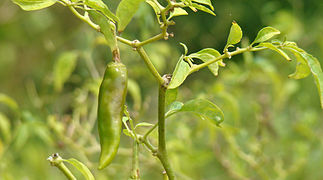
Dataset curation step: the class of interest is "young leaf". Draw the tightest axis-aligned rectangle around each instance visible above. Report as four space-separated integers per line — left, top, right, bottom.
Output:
63 158 95 180
165 101 184 118
190 3 215 16
0 93 19 111
192 0 214 10
284 45 323 108
168 56 191 89
53 51 78 92
88 11 118 51
257 42 291 61
298 52 323 109
189 48 221 76
116 0 145 33
146 0 161 24
288 52 310 79
224 21 242 50
168 7 188 20
11 0 56 11
166 99 224 126
251 27 280 45
85 0 119 23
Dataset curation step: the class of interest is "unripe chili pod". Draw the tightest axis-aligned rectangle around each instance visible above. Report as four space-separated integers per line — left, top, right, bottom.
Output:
98 62 127 170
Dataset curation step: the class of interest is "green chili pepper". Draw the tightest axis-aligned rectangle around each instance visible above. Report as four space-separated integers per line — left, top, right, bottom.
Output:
98 62 127 170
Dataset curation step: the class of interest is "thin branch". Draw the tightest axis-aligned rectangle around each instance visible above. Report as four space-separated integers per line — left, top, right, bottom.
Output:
136 47 164 84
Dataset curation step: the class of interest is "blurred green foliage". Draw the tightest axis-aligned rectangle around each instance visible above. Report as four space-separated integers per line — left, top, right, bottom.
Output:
0 0 323 179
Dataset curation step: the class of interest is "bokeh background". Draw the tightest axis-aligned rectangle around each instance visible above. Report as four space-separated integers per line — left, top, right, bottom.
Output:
1 0 323 179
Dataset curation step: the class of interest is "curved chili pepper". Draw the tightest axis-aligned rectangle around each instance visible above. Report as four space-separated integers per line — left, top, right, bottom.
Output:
98 62 127 170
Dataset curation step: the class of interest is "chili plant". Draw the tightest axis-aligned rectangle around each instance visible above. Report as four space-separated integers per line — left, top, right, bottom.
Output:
8 0 323 179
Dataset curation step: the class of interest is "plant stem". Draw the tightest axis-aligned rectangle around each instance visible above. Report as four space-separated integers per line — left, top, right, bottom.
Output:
136 47 164 84
48 153 76 180
190 47 267 73
143 123 158 139
65 4 100 31
157 85 175 180
130 140 140 180
136 33 164 47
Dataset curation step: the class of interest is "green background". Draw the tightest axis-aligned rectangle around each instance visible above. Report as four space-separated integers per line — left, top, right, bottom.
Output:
0 0 323 179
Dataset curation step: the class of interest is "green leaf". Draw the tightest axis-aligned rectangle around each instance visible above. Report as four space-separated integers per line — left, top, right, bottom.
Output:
166 99 224 126
0 93 18 111
225 21 242 50
298 53 323 109
63 158 95 180
165 101 184 118
128 79 142 111
88 11 117 51
0 113 11 143
251 27 280 45
192 0 214 10
189 48 222 76
85 0 119 23
135 122 154 129
165 88 178 107
288 52 311 79
283 44 323 108
190 3 215 16
146 0 161 24
116 0 145 33
257 42 291 61
11 0 56 11
168 7 188 20
168 56 191 89
53 51 78 92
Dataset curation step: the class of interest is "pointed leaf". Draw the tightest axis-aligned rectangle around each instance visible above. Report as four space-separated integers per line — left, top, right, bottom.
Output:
299 53 323 109
190 3 215 16
63 158 95 180
53 51 78 92
116 0 145 33
88 11 117 51
225 21 242 49
189 48 221 76
166 99 224 126
251 27 280 45
192 0 214 10
168 56 191 89
169 7 188 19
165 101 184 118
146 0 161 24
11 0 56 11
283 44 323 108
85 0 119 23
258 42 291 61
288 52 310 79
